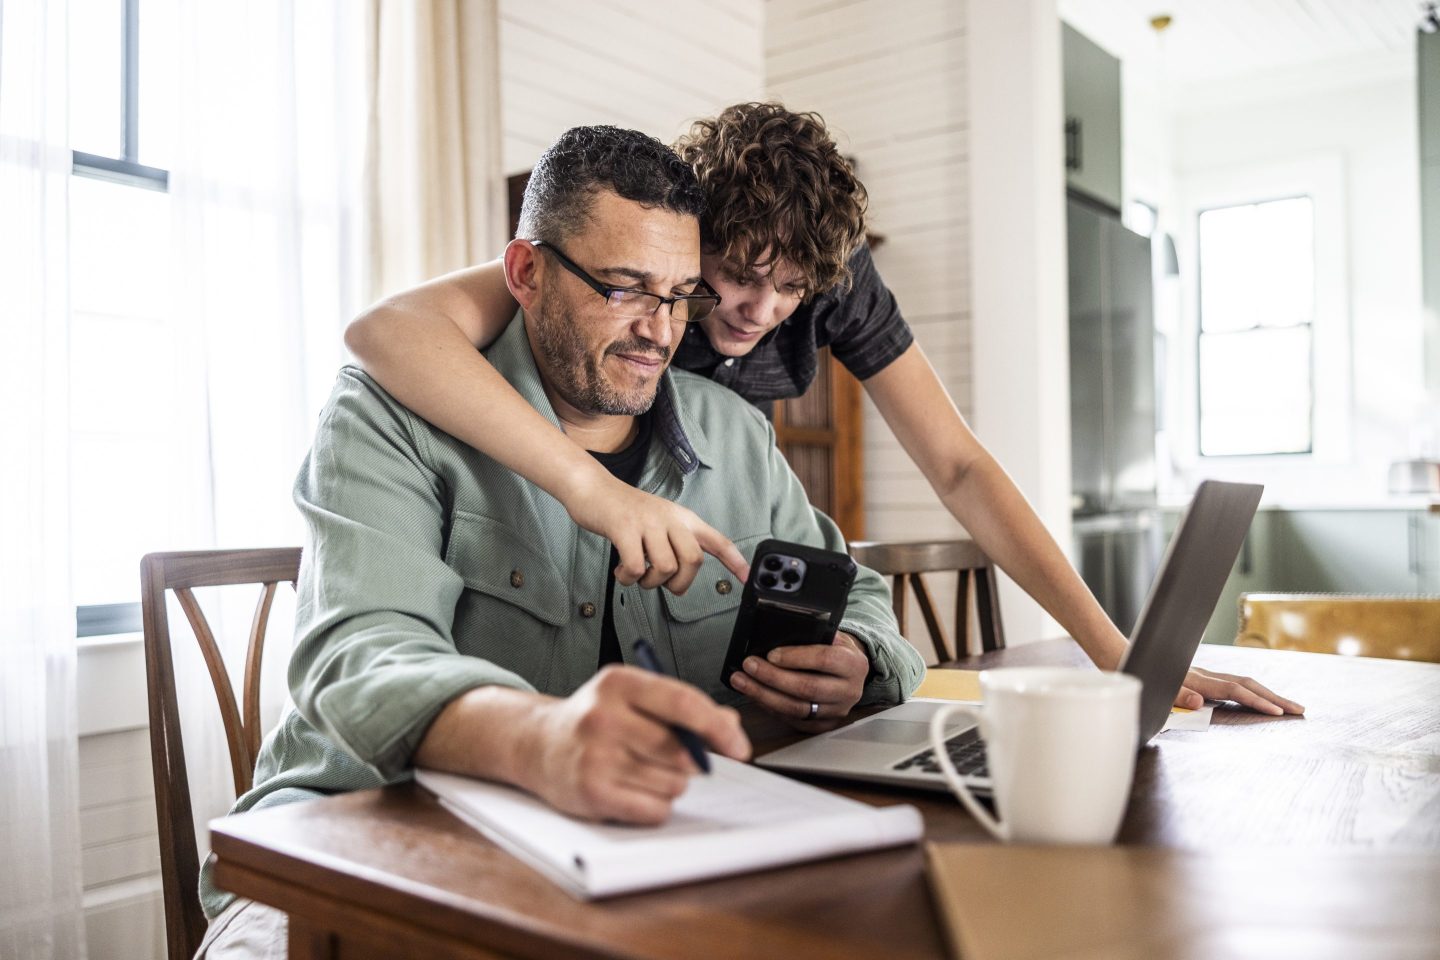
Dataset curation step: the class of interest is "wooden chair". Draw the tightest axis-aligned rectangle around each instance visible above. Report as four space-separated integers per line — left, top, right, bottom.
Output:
140 548 302 960
848 539 1005 663
1236 593 1440 664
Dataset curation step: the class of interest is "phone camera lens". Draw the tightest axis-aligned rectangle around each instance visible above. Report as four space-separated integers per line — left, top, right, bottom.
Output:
758 573 778 589
780 569 800 585
762 555 783 572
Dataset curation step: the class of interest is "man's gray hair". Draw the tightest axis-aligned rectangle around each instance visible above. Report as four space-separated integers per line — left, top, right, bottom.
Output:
516 125 706 243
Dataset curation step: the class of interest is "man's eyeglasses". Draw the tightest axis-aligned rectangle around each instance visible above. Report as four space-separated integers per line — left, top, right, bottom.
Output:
531 240 721 324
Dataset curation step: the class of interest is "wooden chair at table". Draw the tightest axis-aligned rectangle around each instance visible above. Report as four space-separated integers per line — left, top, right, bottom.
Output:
848 539 1005 664
1235 593 1440 664
140 548 302 960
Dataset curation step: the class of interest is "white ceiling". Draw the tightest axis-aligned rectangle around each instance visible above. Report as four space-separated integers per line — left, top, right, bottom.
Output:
1058 0 1425 86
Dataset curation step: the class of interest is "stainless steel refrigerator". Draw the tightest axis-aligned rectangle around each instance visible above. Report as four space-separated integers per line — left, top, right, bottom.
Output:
1068 198 1162 634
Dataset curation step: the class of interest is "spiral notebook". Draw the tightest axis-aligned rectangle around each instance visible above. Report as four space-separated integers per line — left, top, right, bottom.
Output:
416 757 922 899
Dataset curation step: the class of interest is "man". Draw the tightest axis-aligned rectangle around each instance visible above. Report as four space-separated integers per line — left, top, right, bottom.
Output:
195 125 924 957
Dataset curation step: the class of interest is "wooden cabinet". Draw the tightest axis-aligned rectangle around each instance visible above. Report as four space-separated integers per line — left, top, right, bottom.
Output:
774 349 865 540
1062 23 1123 212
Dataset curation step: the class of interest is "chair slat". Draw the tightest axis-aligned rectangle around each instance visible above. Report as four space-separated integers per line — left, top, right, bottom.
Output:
243 581 280 780
955 571 972 657
175 587 252 797
908 572 953 662
976 566 1005 653
891 574 908 634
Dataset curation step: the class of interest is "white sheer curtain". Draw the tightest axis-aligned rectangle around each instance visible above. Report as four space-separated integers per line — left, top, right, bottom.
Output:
367 0 505 300
0 1 87 958
148 0 370 857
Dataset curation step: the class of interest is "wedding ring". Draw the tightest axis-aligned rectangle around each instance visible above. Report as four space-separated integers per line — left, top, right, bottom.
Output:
807 701 819 720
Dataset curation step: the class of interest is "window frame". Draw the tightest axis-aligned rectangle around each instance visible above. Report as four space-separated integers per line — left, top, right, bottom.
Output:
1193 193 1318 459
72 0 168 191
1169 154 1350 480
73 0 169 639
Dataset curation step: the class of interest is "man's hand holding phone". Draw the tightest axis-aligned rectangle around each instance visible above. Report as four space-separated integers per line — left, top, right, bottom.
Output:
728 631 870 732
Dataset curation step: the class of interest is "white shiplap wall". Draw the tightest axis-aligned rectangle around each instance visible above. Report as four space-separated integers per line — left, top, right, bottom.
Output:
498 0 766 173
765 0 973 659
79 726 165 960
765 0 971 545
77 639 165 960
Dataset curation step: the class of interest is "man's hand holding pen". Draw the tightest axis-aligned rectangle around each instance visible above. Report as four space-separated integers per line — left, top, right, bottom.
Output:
515 663 751 826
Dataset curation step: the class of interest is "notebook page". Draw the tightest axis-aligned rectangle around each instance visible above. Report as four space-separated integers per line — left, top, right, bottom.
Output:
417 757 922 898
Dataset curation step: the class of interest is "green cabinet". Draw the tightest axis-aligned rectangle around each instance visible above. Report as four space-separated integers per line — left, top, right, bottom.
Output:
1271 510 1420 595
1159 507 1440 647
1160 509 1282 648
1062 23 1122 211
1417 510 1440 593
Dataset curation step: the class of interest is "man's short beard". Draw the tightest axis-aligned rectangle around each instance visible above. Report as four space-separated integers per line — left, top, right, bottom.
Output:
530 286 669 416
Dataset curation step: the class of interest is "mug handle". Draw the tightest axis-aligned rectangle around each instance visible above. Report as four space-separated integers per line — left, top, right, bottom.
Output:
929 703 1007 842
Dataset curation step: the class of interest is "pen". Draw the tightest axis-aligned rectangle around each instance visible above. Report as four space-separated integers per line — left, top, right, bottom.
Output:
631 638 712 774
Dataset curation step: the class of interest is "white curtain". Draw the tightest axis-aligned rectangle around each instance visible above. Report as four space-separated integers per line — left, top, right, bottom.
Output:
0 1 87 958
155 0 370 860
158 0 506 872
367 0 506 301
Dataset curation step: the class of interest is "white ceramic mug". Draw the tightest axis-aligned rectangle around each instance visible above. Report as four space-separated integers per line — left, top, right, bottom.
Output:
928 667 1141 844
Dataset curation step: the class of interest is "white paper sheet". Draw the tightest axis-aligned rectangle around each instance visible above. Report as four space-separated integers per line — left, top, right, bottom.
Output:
1159 703 1214 733
418 756 923 899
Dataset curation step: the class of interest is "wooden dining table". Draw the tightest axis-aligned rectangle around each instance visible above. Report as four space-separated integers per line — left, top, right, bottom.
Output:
209 641 1440 959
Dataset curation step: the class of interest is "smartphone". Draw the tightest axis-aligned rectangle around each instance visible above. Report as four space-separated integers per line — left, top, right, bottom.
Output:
720 539 857 690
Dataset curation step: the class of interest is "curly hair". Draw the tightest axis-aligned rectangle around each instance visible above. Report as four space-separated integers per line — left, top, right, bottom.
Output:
518 125 706 245
674 102 868 298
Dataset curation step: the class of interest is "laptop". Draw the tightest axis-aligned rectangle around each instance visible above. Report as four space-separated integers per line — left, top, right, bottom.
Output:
756 479 1264 793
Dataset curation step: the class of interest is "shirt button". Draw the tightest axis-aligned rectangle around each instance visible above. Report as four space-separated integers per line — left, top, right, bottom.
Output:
716 579 733 595
579 601 597 618
509 570 524 588
723 358 735 367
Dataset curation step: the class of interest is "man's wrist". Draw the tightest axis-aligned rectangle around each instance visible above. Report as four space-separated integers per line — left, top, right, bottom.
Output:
414 685 553 787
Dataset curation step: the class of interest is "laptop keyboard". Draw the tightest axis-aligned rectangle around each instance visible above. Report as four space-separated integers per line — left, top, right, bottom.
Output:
892 727 989 778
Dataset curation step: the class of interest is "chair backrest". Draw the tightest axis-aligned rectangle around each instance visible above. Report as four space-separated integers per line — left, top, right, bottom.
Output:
848 539 1004 663
1236 593 1440 663
140 548 301 960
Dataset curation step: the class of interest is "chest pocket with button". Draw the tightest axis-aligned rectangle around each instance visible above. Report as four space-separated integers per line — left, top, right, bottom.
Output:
660 533 767 694
445 510 569 688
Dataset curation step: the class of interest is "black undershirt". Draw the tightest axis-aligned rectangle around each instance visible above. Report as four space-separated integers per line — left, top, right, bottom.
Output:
588 411 654 668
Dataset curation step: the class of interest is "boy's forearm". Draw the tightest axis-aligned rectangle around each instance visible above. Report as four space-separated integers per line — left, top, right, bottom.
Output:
941 456 1129 670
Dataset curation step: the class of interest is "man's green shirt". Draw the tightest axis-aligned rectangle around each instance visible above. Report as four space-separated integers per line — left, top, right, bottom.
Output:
199 315 924 918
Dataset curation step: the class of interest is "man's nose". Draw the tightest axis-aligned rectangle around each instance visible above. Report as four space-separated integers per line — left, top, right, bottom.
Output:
633 305 675 349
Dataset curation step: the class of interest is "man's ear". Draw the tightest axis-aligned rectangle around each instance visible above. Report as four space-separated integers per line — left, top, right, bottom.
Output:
503 239 542 310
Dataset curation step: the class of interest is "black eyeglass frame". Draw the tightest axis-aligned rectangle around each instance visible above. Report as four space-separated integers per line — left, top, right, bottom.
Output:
530 239 721 324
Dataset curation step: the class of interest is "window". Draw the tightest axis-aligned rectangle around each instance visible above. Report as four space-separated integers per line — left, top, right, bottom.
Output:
70 0 178 637
1196 196 1315 457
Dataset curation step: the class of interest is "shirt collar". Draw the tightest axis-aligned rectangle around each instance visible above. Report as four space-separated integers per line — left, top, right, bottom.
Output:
486 311 710 476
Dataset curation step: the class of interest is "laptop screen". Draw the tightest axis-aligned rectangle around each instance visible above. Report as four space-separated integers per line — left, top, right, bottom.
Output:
1119 480 1264 745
